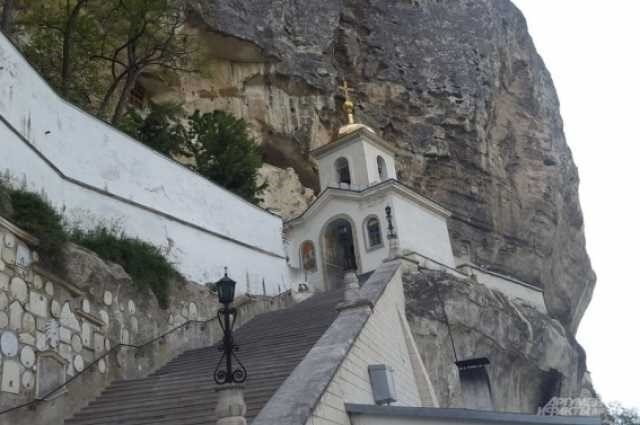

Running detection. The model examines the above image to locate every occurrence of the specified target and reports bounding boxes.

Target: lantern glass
[216,274,236,305]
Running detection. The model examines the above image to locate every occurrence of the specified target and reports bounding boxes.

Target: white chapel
[286,83,455,292]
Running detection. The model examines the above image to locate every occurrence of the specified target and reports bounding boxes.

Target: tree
[94,0,195,124]
[607,403,640,425]
[185,110,266,204]
[1,0,16,33]
[118,101,187,157]
[20,0,106,107]
[119,107,266,204]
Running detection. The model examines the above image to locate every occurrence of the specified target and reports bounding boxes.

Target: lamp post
[213,269,247,385]
[385,206,400,260]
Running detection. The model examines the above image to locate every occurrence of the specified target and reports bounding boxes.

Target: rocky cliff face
[404,269,595,412]
[169,0,594,335]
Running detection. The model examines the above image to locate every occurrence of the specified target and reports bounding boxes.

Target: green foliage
[20,0,108,109]
[186,110,266,204]
[70,227,178,309]
[16,0,193,118]
[0,182,176,307]
[0,183,12,218]
[121,106,266,204]
[608,403,640,425]
[118,102,187,157]
[7,188,68,273]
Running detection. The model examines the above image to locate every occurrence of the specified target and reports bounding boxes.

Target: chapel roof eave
[284,179,452,229]
[310,126,400,159]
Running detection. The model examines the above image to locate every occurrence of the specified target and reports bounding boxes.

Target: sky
[510,0,640,409]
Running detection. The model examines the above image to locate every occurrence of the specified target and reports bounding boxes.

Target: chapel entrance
[322,218,358,290]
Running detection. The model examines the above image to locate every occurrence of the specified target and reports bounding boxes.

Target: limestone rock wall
[0,217,291,425]
[160,0,595,333]
[403,269,594,413]
[257,164,315,220]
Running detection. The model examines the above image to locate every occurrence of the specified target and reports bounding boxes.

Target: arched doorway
[322,217,358,290]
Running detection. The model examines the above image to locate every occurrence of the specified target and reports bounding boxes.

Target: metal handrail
[0,316,219,416]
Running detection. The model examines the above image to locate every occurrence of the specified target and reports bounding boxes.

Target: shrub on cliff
[70,227,178,309]
[0,183,12,218]
[185,110,266,204]
[121,106,267,204]
[7,188,68,273]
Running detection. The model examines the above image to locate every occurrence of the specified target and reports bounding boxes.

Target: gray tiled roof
[345,404,602,425]
[66,289,344,425]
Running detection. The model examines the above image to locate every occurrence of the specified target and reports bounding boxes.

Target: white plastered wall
[390,194,455,268]
[362,141,397,184]
[317,140,369,191]
[286,195,392,291]
[0,34,287,292]
[305,267,434,425]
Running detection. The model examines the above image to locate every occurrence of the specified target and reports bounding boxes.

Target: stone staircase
[64,289,344,425]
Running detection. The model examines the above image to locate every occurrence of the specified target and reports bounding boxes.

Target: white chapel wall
[286,196,391,290]
[361,141,397,184]
[0,34,287,292]
[390,194,456,268]
[305,267,424,425]
[317,140,369,190]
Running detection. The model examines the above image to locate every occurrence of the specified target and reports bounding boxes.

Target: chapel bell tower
[312,81,398,191]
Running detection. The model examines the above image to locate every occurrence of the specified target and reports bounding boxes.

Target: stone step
[106,364,296,392]
[92,379,289,406]
[72,388,279,419]
[65,289,344,425]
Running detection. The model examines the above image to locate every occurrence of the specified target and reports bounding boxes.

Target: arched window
[335,157,351,185]
[377,156,388,180]
[365,217,383,249]
[300,241,317,272]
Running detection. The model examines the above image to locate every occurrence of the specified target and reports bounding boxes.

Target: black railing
[0,316,218,416]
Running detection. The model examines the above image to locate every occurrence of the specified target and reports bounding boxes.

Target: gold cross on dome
[339,80,355,124]
[339,80,354,102]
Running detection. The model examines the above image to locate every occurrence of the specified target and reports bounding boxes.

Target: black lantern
[216,271,237,305]
[213,268,247,385]
[385,205,396,238]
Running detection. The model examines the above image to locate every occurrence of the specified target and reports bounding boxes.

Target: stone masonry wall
[0,216,291,425]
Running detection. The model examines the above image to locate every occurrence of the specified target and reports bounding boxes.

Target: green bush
[8,189,68,273]
[0,184,178,307]
[0,183,12,218]
[71,227,178,309]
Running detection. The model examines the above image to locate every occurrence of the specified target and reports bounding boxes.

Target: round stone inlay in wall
[20,346,35,368]
[99,310,109,328]
[22,313,36,333]
[10,277,28,303]
[128,300,136,315]
[98,359,106,374]
[82,298,91,313]
[71,334,82,353]
[22,370,35,390]
[4,233,15,248]
[33,274,43,290]
[50,300,61,318]
[0,312,8,328]
[1,331,18,357]
[130,316,138,333]
[103,291,113,306]
[44,281,54,297]
[0,272,9,291]
[0,292,8,310]
[73,355,84,372]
